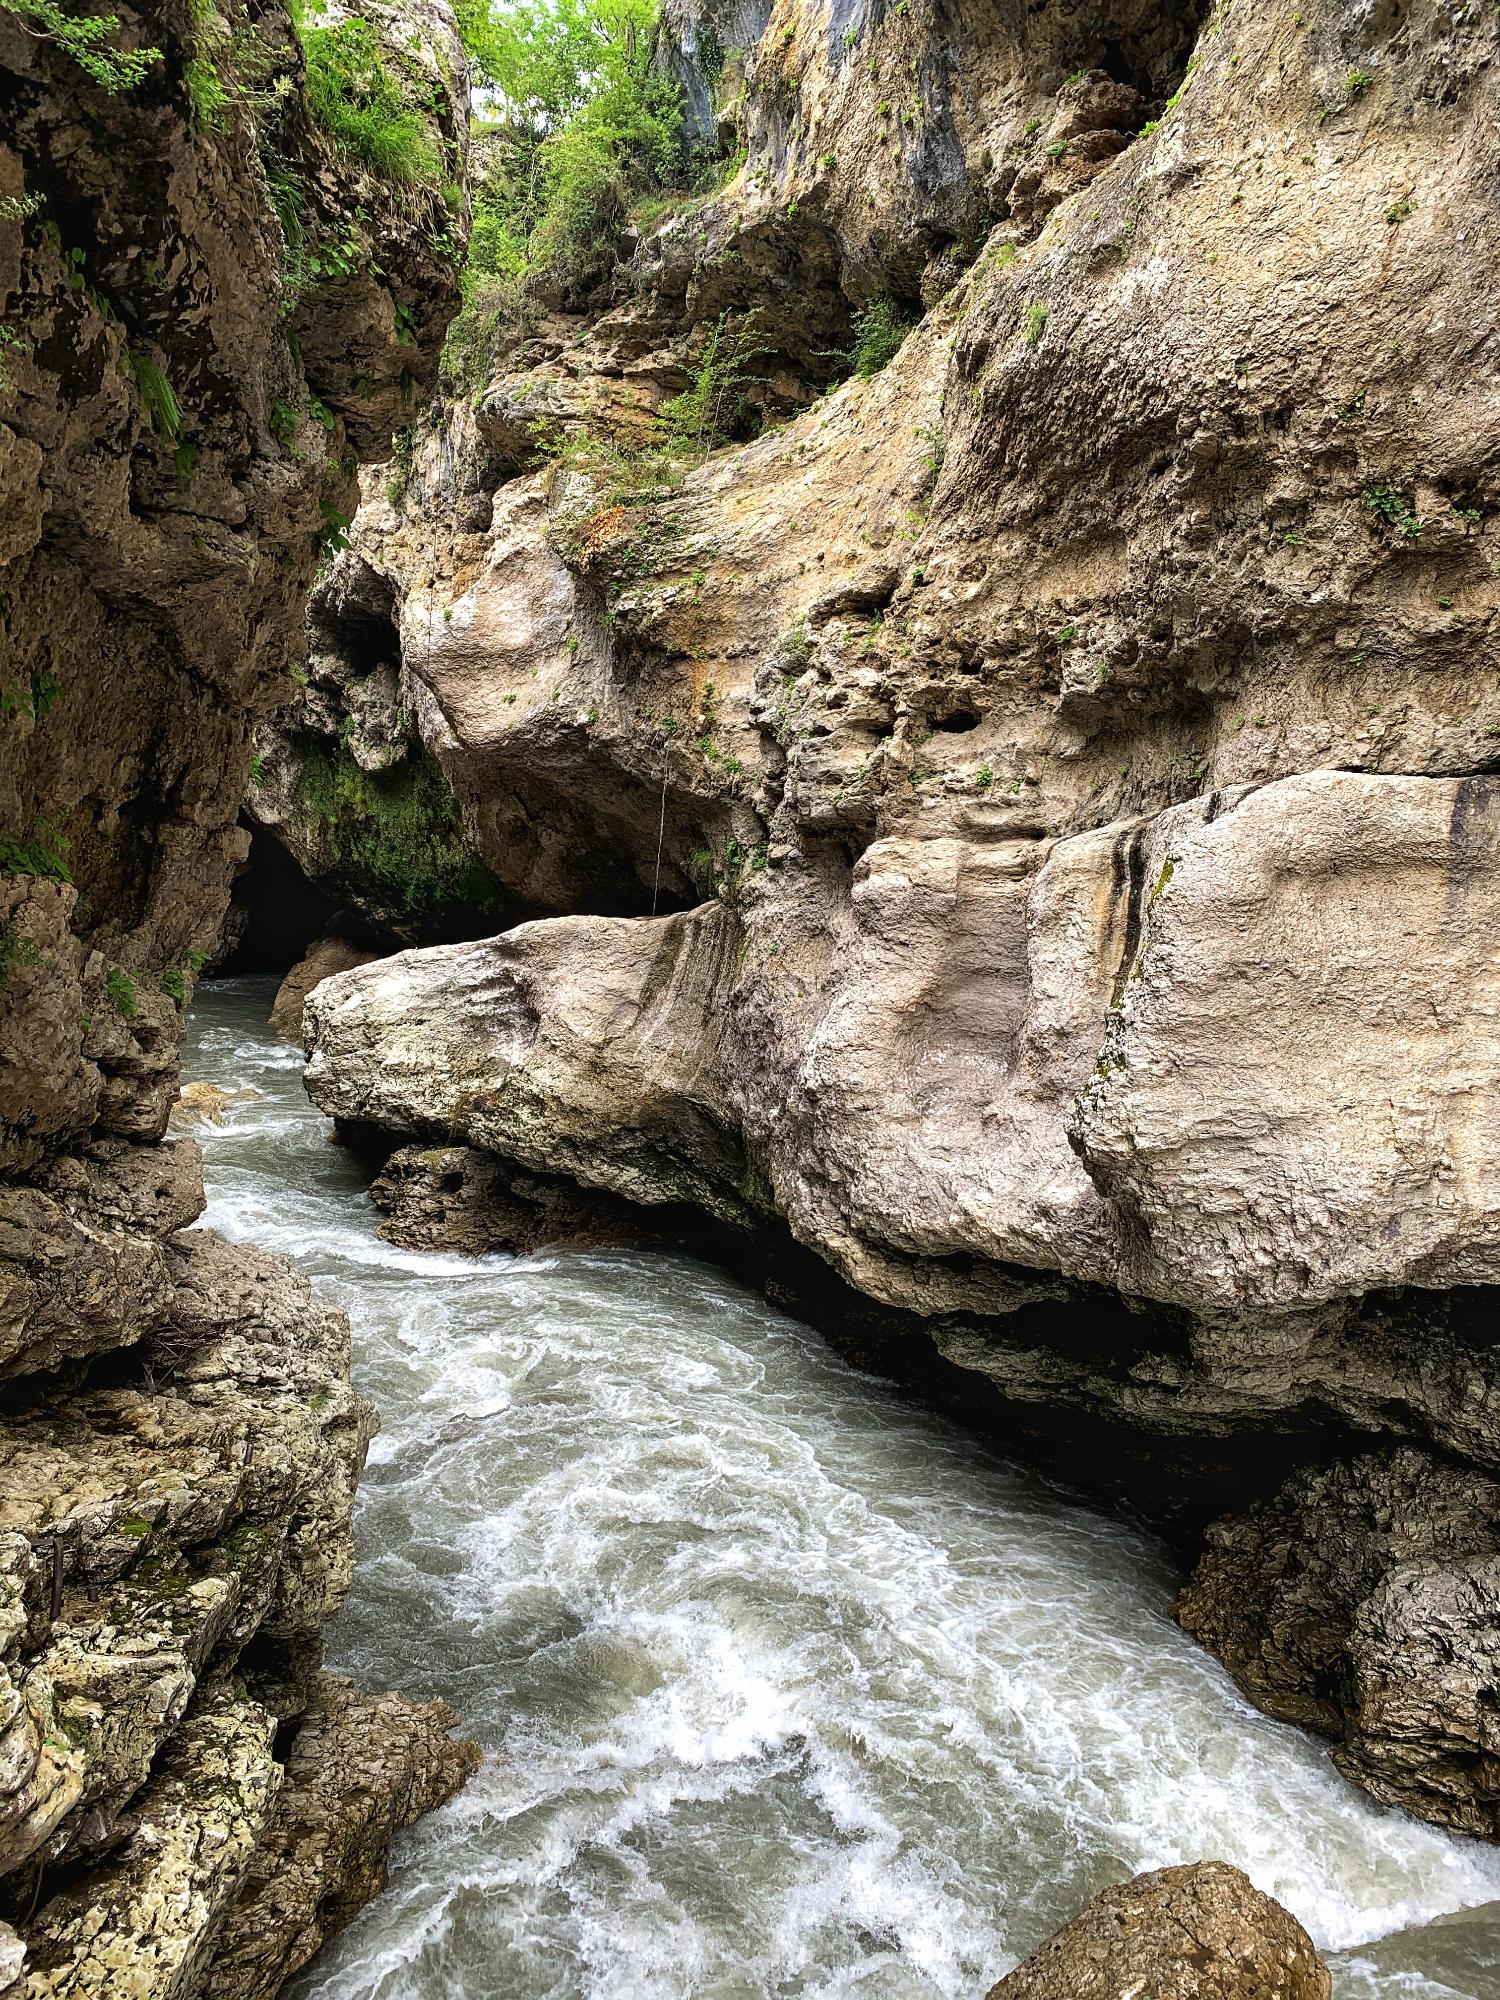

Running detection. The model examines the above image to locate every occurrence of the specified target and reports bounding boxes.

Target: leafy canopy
[458,0,682,309]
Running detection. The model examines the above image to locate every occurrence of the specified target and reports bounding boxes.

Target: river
[184,978,1500,2000]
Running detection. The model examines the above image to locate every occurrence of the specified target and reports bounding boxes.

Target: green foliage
[160,967,187,1004]
[105,966,138,1018]
[0,818,72,882]
[457,0,683,325]
[269,399,299,445]
[1345,67,1373,95]
[125,350,182,445]
[660,311,763,457]
[1363,481,1422,538]
[1023,301,1049,345]
[1,669,62,723]
[848,297,911,377]
[0,0,161,91]
[298,11,442,189]
[184,53,229,128]
[292,738,503,922]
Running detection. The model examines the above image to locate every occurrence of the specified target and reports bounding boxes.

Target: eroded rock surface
[1176,1451,1500,1840]
[985,1862,1331,2000]
[269,937,378,1046]
[1,0,475,1982]
[295,0,1500,1845]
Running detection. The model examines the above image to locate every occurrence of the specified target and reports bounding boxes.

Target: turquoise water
[186,979,1500,1999]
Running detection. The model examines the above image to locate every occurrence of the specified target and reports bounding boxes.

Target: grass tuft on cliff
[296,5,444,190]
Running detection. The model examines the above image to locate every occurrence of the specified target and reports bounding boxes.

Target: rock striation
[1,0,475,1985]
[293,0,1500,1845]
[985,1862,1331,2000]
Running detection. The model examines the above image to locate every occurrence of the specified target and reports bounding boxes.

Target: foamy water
[185,979,1500,1999]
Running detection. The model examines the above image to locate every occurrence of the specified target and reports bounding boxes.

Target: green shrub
[160,967,187,1004]
[298,13,442,189]
[660,311,764,457]
[848,297,911,377]
[0,0,161,91]
[452,0,682,325]
[0,818,72,882]
[105,965,138,1018]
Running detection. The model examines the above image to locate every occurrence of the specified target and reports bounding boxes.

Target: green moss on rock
[292,737,503,930]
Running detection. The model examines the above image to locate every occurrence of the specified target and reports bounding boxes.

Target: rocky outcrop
[1175,1450,1500,1842]
[1,0,474,1983]
[370,1142,689,1255]
[269,936,378,1044]
[293,0,1500,1844]
[985,1863,1330,2000]
[204,1674,480,2000]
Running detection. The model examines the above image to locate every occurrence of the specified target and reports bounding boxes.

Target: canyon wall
[290,0,1500,1845]
[0,0,476,1987]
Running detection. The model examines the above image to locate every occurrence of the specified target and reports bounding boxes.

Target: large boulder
[1176,1450,1500,1840]
[269,936,378,1045]
[986,1863,1331,2000]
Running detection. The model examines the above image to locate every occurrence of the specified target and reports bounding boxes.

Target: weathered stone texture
[985,1862,1331,2000]
[0,0,476,1983]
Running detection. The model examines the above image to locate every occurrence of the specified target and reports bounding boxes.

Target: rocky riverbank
[0,0,476,1983]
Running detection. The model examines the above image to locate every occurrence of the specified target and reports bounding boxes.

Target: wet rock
[371,1143,685,1255]
[204,1674,480,2000]
[986,1862,1330,2000]
[269,939,379,1046]
[170,1085,263,1129]
[1176,1451,1500,1840]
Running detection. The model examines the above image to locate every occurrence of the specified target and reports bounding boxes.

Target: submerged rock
[986,1863,1330,2000]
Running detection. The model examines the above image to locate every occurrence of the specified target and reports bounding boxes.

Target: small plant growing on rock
[105,966,137,1018]
[1345,68,1373,96]
[661,310,765,457]
[1023,302,1049,345]
[0,818,72,883]
[0,0,162,91]
[839,297,912,378]
[125,350,182,445]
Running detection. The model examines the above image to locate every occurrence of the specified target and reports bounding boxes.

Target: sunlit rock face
[0,0,474,1983]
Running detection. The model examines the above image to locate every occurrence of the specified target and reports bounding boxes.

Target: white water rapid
[185,979,1500,2000]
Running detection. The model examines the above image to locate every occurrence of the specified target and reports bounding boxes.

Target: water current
[185,978,1500,2000]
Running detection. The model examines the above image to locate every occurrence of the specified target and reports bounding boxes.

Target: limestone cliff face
[0,0,475,1987]
[295,0,1500,1844]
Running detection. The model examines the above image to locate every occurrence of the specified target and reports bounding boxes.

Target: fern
[125,350,183,444]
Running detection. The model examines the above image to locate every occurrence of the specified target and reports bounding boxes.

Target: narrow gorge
[3,0,1499,1991]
